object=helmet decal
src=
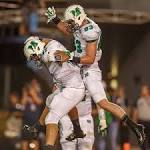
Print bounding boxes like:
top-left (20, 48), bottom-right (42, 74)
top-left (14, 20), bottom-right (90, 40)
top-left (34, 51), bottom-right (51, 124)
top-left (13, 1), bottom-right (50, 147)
top-left (31, 41), bottom-right (38, 48)
top-left (28, 45), bottom-right (34, 51)
top-left (70, 7), bottom-right (81, 17)
top-left (28, 41), bottom-right (38, 51)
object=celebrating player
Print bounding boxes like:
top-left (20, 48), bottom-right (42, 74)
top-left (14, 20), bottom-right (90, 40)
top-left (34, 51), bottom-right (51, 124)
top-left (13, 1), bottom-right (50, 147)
top-left (45, 4), bottom-right (146, 145)
top-left (23, 36), bottom-right (85, 150)
top-left (44, 89), bottom-right (95, 150)
top-left (41, 87), bottom-right (106, 150)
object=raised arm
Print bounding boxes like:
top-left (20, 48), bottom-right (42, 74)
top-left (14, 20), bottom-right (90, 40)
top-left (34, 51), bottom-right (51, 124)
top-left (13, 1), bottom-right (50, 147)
top-left (45, 7), bottom-right (70, 35)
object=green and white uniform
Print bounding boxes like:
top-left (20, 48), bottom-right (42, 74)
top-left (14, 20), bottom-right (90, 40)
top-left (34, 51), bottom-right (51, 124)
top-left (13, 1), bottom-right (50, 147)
top-left (73, 18), bottom-right (107, 103)
top-left (59, 90), bottom-right (94, 150)
top-left (74, 18), bottom-right (102, 70)
top-left (43, 40), bottom-right (85, 125)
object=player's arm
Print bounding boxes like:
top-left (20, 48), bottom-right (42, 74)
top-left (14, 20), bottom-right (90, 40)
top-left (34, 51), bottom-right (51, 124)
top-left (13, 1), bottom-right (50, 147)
top-left (55, 27), bottom-right (99, 64)
top-left (80, 40), bottom-right (97, 64)
top-left (53, 38), bottom-right (97, 64)
top-left (56, 21), bottom-right (70, 35)
top-left (54, 40), bottom-right (97, 64)
top-left (45, 7), bottom-right (70, 35)
top-left (78, 27), bottom-right (99, 64)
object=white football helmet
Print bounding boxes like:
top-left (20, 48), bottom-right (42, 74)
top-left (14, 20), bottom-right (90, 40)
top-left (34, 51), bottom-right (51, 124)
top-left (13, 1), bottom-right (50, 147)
top-left (64, 5), bottom-right (87, 27)
top-left (24, 36), bottom-right (45, 60)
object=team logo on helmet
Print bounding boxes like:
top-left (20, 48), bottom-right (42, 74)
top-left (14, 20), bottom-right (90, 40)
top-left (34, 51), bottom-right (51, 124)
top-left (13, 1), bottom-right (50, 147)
top-left (64, 5), bottom-right (87, 32)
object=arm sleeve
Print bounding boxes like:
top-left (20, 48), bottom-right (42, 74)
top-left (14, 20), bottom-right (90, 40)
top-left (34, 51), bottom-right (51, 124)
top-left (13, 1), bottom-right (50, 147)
top-left (82, 26), bottom-right (101, 42)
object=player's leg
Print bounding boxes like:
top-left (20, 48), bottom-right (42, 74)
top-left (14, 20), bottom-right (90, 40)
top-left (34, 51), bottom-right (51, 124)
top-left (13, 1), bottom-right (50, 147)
top-left (97, 99), bottom-right (145, 146)
top-left (39, 107), bottom-right (59, 149)
top-left (59, 116), bottom-right (77, 150)
top-left (37, 89), bottom-right (60, 127)
top-left (61, 142), bottom-right (76, 150)
top-left (39, 107), bottom-right (49, 125)
top-left (44, 87), bottom-right (85, 149)
top-left (45, 123), bottom-right (58, 146)
top-left (78, 115), bottom-right (94, 150)
top-left (84, 70), bottom-right (146, 145)
top-left (66, 107), bottom-right (86, 141)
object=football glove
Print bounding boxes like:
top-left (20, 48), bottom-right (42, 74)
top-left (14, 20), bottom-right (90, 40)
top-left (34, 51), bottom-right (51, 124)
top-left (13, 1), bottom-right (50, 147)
top-left (45, 7), bottom-right (56, 23)
top-left (97, 108), bottom-right (108, 137)
top-left (98, 119), bottom-right (108, 137)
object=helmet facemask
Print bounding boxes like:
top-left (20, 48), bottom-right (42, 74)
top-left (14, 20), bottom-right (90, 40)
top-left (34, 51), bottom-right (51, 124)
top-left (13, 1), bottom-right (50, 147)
top-left (27, 52), bottom-right (43, 70)
top-left (65, 19), bottom-right (80, 33)
top-left (30, 53), bottom-right (42, 61)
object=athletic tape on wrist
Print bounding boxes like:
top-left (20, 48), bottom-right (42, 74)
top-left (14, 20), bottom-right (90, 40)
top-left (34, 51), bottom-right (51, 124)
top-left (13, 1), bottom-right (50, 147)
top-left (52, 16), bottom-right (61, 24)
top-left (72, 57), bottom-right (80, 63)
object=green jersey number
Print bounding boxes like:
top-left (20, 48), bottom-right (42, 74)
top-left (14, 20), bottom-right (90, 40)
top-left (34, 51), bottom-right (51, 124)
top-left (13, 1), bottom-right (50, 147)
top-left (75, 39), bottom-right (82, 53)
top-left (84, 25), bottom-right (93, 32)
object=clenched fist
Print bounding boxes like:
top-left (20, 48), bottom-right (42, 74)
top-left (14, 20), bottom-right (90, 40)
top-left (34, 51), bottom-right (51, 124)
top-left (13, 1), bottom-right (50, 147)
top-left (54, 50), bottom-right (70, 63)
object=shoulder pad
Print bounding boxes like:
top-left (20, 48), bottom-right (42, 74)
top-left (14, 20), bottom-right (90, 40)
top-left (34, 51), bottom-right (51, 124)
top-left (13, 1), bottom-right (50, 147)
top-left (82, 25), bottom-right (101, 42)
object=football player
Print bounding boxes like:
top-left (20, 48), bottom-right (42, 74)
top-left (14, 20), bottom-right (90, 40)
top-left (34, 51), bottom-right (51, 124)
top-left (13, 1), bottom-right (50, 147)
top-left (44, 89), bottom-right (95, 150)
top-left (23, 36), bottom-right (85, 150)
top-left (43, 87), bottom-right (107, 150)
top-left (59, 90), bottom-right (94, 150)
top-left (45, 5), bottom-right (146, 145)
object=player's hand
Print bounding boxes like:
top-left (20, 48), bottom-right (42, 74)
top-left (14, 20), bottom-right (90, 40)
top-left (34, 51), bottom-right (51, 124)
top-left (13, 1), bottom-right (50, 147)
top-left (54, 50), bottom-right (70, 63)
top-left (98, 119), bottom-right (108, 137)
top-left (45, 7), bottom-right (56, 23)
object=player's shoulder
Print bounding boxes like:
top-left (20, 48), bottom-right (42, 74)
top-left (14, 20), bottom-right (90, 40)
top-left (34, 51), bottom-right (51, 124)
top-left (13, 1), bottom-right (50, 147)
top-left (81, 18), bottom-right (101, 42)
top-left (43, 39), bottom-right (67, 62)
top-left (46, 39), bottom-right (62, 48)
top-left (46, 39), bottom-right (66, 51)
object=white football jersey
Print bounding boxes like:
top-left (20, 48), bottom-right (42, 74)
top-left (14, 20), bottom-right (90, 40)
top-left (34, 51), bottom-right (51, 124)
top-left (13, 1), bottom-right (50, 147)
top-left (42, 40), bottom-right (84, 89)
top-left (73, 18), bottom-right (102, 71)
